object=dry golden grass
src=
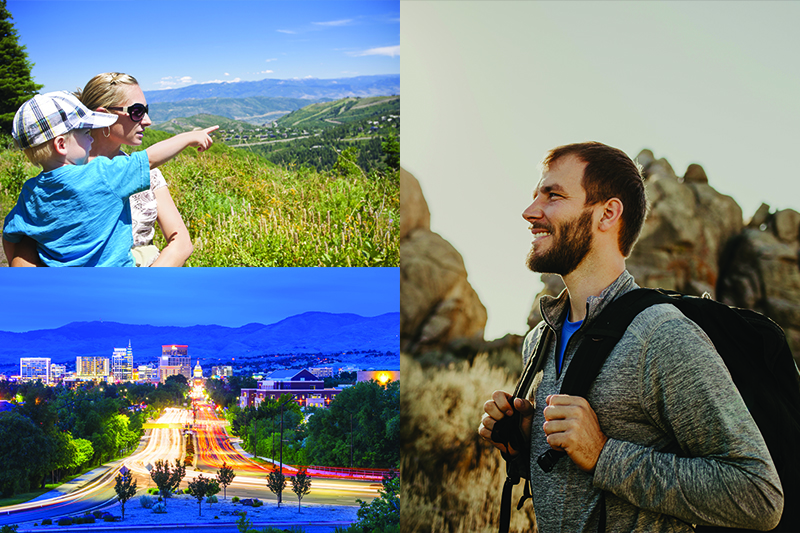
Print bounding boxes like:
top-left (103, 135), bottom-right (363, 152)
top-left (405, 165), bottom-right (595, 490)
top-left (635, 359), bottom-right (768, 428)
top-left (400, 353), bottom-right (537, 533)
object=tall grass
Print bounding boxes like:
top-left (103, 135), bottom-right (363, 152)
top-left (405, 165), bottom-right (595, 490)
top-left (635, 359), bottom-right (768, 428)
top-left (0, 133), bottom-right (399, 267)
top-left (154, 149), bottom-right (398, 266)
top-left (400, 353), bottom-right (537, 533)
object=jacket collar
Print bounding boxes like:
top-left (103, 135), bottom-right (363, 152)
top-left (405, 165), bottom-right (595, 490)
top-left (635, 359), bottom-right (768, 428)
top-left (539, 270), bottom-right (639, 330)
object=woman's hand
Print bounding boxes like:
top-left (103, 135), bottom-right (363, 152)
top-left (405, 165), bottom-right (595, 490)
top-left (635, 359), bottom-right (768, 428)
top-left (186, 125), bottom-right (219, 152)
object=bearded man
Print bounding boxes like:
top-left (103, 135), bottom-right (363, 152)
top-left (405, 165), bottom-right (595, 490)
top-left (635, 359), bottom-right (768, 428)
top-left (478, 142), bottom-right (783, 532)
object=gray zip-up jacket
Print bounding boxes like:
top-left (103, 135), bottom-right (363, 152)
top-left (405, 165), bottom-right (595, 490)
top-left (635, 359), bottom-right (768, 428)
top-left (521, 271), bottom-right (783, 532)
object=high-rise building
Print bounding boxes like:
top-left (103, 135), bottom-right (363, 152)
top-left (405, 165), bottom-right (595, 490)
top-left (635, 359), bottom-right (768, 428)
top-left (50, 364), bottom-right (66, 380)
top-left (20, 358), bottom-right (50, 384)
top-left (76, 356), bottom-right (110, 379)
top-left (160, 345), bottom-right (190, 382)
top-left (112, 341), bottom-right (134, 383)
top-left (137, 365), bottom-right (158, 383)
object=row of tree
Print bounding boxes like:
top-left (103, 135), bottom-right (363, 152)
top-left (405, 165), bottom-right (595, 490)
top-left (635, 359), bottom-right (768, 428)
top-left (224, 379), bottom-right (399, 470)
top-left (0, 376), bottom-right (189, 498)
top-left (204, 375), bottom-right (257, 409)
top-left (112, 459), bottom-right (311, 520)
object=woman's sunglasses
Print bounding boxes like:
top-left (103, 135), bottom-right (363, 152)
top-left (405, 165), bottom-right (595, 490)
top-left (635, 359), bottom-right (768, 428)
top-left (107, 103), bottom-right (149, 122)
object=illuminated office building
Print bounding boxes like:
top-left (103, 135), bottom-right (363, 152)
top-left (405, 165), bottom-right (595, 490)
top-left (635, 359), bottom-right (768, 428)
top-left (211, 366), bottom-right (233, 379)
top-left (160, 345), bottom-right (190, 382)
top-left (50, 364), bottom-right (66, 380)
top-left (138, 365), bottom-right (158, 383)
top-left (111, 341), bottom-right (134, 383)
top-left (20, 357), bottom-right (51, 384)
top-left (76, 356), bottom-right (110, 379)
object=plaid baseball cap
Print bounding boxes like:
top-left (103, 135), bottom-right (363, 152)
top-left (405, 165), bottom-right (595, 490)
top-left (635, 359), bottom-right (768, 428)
top-left (12, 91), bottom-right (118, 149)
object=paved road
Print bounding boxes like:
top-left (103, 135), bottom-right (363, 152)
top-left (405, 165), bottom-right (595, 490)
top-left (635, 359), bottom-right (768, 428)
top-left (0, 406), bottom-right (374, 528)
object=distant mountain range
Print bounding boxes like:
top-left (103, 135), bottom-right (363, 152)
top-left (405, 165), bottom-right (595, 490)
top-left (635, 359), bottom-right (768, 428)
top-left (0, 312), bottom-right (400, 371)
top-left (149, 96), bottom-right (317, 124)
top-left (144, 75), bottom-right (399, 104)
top-left (144, 75), bottom-right (399, 125)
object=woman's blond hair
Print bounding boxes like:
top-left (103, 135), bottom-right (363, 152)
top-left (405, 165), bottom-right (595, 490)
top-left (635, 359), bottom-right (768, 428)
top-left (75, 72), bottom-right (140, 111)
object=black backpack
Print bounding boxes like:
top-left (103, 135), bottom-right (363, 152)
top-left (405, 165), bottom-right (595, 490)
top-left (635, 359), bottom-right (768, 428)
top-left (493, 288), bottom-right (800, 533)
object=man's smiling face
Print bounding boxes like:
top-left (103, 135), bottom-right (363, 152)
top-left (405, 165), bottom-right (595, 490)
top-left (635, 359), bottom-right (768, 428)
top-left (522, 155), bottom-right (595, 276)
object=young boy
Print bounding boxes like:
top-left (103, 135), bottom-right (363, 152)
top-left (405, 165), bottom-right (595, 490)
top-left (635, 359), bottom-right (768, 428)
top-left (2, 91), bottom-right (217, 266)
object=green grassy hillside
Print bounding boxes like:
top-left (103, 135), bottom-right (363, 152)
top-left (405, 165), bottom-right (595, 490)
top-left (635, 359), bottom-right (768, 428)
top-left (151, 113), bottom-right (246, 134)
top-left (0, 132), bottom-right (398, 267)
top-left (150, 96), bottom-right (400, 176)
top-left (277, 96), bottom-right (399, 129)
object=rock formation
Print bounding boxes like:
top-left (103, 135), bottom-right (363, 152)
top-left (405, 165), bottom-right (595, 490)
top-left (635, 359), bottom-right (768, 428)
top-left (400, 168), bottom-right (487, 354)
top-left (718, 207), bottom-right (800, 358)
top-left (628, 150), bottom-right (743, 296)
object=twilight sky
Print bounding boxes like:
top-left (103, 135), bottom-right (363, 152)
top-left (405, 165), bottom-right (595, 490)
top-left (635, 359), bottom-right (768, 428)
top-left (0, 268), bottom-right (399, 333)
top-left (401, 1), bottom-right (800, 339)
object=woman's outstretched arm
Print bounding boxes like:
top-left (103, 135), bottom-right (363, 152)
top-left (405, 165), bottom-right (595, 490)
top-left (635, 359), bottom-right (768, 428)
top-left (149, 186), bottom-right (193, 267)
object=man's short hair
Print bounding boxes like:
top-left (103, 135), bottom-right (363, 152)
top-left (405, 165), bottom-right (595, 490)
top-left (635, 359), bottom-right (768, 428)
top-left (542, 142), bottom-right (648, 257)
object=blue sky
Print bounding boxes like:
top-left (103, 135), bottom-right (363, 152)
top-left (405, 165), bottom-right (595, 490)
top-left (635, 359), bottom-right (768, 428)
top-left (402, 1), bottom-right (800, 339)
top-left (7, 0), bottom-right (399, 93)
top-left (0, 268), bottom-right (399, 332)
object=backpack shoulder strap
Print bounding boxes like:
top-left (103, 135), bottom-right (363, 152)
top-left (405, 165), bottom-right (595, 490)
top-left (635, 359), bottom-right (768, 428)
top-left (515, 326), bottom-right (554, 399)
top-left (560, 288), bottom-right (671, 396)
top-left (538, 288), bottom-right (671, 473)
top-left (497, 326), bottom-right (554, 533)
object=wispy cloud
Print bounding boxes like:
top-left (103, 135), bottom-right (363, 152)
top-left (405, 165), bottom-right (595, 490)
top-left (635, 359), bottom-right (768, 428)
top-left (265, 58), bottom-right (278, 63)
top-left (201, 78), bottom-right (241, 85)
top-left (155, 75), bottom-right (196, 89)
top-left (260, 70), bottom-right (274, 75)
top-left (154, 75), bottom-right (243, 90)
top-left (354, 45), bottom-right (400, 58)
top-left (313, 19), bottom-right (353, 27)
top-left (277, 29), bottom-right (295, 34)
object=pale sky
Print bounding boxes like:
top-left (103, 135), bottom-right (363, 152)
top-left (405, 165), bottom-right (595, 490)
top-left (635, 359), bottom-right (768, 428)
top-left (401, 1), bottom-right (800, 340)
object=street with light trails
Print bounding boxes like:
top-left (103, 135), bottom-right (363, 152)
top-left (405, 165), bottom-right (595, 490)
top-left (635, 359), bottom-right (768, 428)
top-left (0, 404), bottom-right (380, 528)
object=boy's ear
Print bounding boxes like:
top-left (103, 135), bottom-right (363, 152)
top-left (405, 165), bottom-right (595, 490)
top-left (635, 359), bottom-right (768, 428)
top-left (52, 135), bottom-right (69, 156)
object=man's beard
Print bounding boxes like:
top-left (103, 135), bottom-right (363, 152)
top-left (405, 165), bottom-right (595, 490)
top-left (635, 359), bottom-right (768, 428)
top-left (526, 208), bottom-right (594, 276)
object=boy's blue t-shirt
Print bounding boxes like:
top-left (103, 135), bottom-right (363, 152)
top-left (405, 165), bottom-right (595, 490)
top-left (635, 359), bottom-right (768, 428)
top-left (2, 151), bottom-right (150, 266)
